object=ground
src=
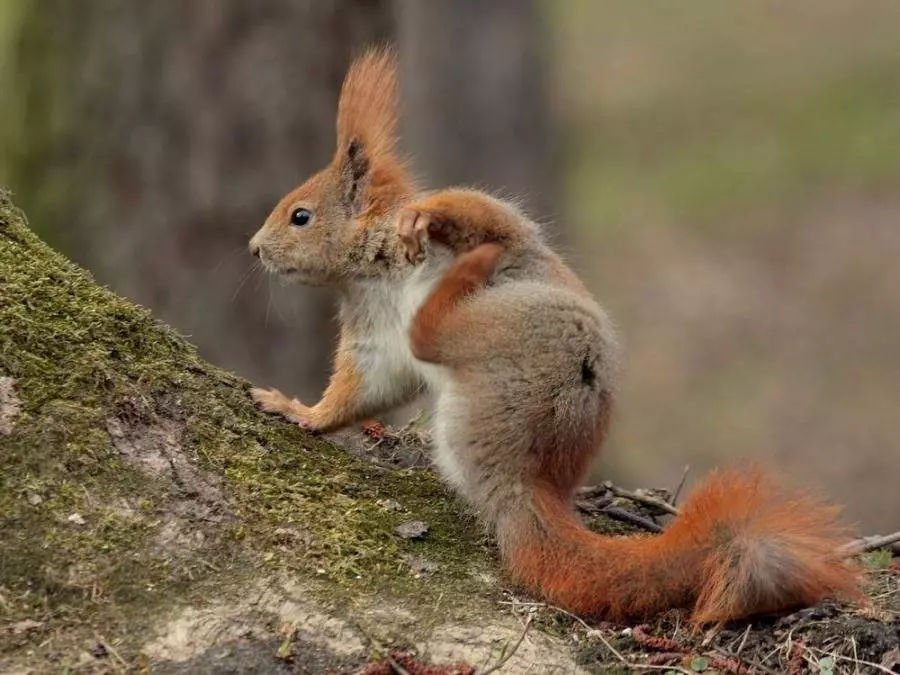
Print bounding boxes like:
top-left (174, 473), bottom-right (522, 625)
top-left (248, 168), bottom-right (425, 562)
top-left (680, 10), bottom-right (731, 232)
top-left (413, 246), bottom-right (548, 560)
top-left (1, 191), bottom-right (897, 673)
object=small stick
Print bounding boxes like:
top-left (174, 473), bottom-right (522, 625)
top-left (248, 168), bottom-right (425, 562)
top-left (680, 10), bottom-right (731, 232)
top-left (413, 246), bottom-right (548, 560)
top-left (480, 614), bottom-right (532, 675)
top-left (589, 628), bottom-right (693, 675)
top-left (602, 481), bottom-right (681, 516)
top-left (601, 506), bottom-right (664, 534)
top-left (838, 530), bottom-right (900, 556)
top-left (575, 493), bottom-right (614, 516)
top-left (386, 653), bottom-right (412, 675)
top-left (735, 624), bottom-right (752, 656)
top-left (94, 634), bottom-right (128, 670)
top-left (502, 600), bottom-right (692, 674)
top-left (805, 646), bottom-right (896, 675)
top-left (576, 485), bottom-right (609, 500)
top-left (670, 465), bottom-right (690, 505)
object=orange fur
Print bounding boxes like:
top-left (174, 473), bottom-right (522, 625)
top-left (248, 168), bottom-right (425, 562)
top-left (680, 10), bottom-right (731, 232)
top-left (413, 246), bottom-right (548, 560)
top-left (334, 46), bottom-right (411, 220)
top-left (400, 190), bottom-right (525, 256)
top-left (252, 342), bottom-right (365, 431)
top-left (504, 467), bottom-right (862, 625)
top-left (336, 45), bottom-right (399, 164)
top-left (409, 243), bottom-right (504, 363)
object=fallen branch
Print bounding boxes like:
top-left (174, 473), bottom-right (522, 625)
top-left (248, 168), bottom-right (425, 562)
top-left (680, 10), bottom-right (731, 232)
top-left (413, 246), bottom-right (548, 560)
top-left (599, 481), bottom-right (681, 516)
top-left (575, 489), bottom-right (663, 533)
top-left (838, 530), bottom-right (900, 556)
top-left (600, 506), bottom-right (664, 534)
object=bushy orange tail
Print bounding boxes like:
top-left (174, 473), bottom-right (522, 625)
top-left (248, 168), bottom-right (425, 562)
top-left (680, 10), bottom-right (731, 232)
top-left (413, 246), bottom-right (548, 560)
top-left (503, 469), bottom-right (862, 624)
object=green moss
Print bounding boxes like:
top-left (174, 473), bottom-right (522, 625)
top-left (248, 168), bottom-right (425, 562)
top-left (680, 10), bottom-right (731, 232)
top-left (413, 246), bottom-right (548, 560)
top-left (0, 190), bottom-right (497, 660)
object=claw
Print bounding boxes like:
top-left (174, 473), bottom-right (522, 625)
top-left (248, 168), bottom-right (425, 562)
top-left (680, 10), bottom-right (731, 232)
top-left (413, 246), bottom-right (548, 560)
top-left (397, 208), bottom-right (430, 264)
top-left (251, 386), bottom-right (291, 414)
top-left (251, 386), bottom-right (318, 431)
top-left (293, 417), bottom-right (321, 434)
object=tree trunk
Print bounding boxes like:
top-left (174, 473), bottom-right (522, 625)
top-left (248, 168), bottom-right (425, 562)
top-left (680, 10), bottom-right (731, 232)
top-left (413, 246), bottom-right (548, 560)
top-left (397, 0), bottom-right (562, 228)
top-left (4, 0), bottom-right (393, 402)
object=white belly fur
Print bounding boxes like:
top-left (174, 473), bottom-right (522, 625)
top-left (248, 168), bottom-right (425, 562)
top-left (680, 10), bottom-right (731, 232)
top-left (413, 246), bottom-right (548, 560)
top-left (343, 250), bottom-right (461, 487)
top-left (345, 250), bottom-right (455, 399)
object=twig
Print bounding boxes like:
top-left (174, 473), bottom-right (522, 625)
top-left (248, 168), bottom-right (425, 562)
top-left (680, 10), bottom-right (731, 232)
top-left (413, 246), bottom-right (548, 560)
top-left (479, 615), bottom-right (533, 674)
top-left (386, 653), bottom-right (412, 675)
top-left (590, 627), bottom-right (692, 674)
top-left (575, 493), bottom-right (614, 516)
top-left (94, 634), bottom-right (128, 671)
top-left (839, 530), bottom-right (900, 556)
top-left (352, 622), bottom-right (412, 675)
top-left (734, 624), bottom-right (752, 656)
top-left (599, 506), bottom-right (664, 533)
top-left (670, 465), bottom-right (690, 505)
top-left (602, 481), bottom-right (681, 516)
top-left (805, 646), bottom-right (897, 675)
top-left (578, 487), bottom-right (667, 533)
top-left (499, 599), bottom-right (691, 674)
top-left (576, 484), bottom-right (610, 500)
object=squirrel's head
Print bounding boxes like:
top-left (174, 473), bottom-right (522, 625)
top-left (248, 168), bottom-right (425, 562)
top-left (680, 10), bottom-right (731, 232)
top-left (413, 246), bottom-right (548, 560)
top-left (250, 46), bottom-right (411, 286)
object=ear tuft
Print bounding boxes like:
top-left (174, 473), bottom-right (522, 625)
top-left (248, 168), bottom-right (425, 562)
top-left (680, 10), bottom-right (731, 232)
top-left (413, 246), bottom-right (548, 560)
top-left (335, 45), bottom-right (399, 165)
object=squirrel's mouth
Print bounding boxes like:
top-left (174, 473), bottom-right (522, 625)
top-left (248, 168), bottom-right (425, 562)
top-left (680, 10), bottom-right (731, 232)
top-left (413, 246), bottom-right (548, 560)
top-left (263, 262), bottom-right (326, 286)
top-left (257, 255), bottom-right (296, 277)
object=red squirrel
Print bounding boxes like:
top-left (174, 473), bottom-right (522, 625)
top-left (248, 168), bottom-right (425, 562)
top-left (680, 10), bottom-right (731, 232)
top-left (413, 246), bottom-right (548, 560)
top-left (248, 47), bottom-right (861, 624)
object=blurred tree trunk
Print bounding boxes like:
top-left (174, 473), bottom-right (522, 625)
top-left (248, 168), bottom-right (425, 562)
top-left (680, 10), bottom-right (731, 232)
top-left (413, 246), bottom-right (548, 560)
top-left (5, 0), bottom-right (392, 401)
top-left (397, 0), bottom-right (562, 237)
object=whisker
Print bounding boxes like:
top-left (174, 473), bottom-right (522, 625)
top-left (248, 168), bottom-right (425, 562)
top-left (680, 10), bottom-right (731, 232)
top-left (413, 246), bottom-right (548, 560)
top-left (270, 285), bottom-right (290, 327)
top-left (253, 266), bottom-right (266, 292)
top-left (231, 261), bottom-right (260, 302)
top-left (212, 245), bottom-right (251, 273)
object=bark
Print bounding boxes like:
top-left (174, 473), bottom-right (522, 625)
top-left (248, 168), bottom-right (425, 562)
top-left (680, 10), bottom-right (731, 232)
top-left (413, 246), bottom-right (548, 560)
top-left (398, 0), bottom-right (562, 229)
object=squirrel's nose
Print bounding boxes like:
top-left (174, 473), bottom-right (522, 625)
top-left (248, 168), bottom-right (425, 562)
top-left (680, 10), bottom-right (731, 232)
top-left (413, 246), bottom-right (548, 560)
top-left (250, 242), bottom-right (261, 258)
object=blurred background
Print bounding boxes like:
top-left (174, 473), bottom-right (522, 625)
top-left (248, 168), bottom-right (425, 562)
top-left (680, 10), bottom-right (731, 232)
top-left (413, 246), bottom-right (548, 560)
top-left (1, 1), bottom-right (898, 531)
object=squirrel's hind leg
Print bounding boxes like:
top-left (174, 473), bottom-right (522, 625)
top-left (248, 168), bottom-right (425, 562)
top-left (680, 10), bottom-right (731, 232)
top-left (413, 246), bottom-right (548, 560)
top-left (410, 242), bottom-right (504, 364)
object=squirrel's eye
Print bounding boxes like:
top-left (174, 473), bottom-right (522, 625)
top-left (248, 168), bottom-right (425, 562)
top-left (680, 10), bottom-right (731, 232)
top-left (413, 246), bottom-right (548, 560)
top-left (290, 208), bottom-right (312, 227)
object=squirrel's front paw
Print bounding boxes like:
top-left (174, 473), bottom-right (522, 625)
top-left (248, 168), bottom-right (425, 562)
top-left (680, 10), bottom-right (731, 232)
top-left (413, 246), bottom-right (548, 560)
top-left (251, 387), bottom-right (318, 432)
top-left (397, 208), bottom-right (431, 264)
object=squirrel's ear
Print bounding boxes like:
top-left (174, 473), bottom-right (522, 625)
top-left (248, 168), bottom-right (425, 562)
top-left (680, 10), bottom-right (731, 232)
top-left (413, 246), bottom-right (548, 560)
top-left (338, 137), bottom-right (370, 213)
top-left (334, 46), bottom-right (402, 212)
